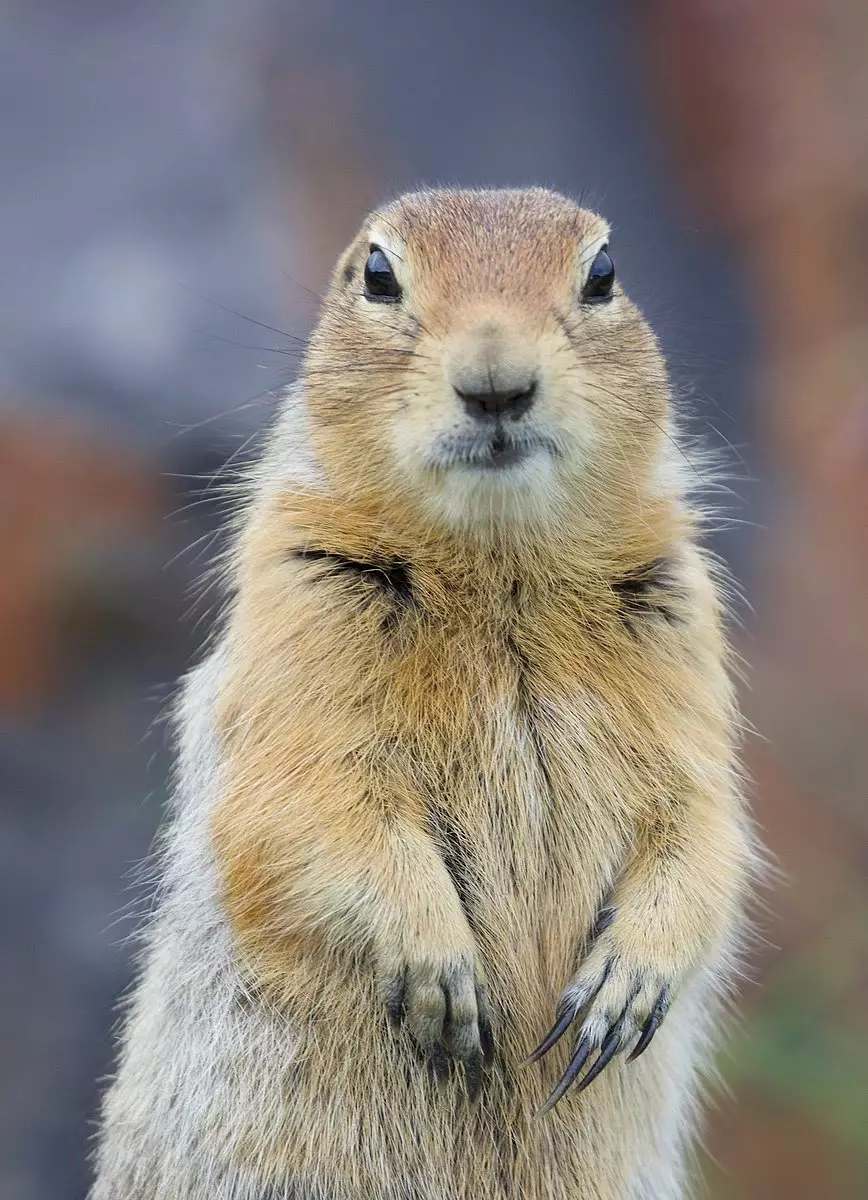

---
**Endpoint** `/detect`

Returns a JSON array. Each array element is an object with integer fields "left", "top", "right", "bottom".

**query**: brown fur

[{"left": 94, "top": 188, "right": 757, "bottom": 1200}]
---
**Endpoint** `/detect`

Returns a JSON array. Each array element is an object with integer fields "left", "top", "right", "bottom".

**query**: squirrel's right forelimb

[{"left": 212, "top": 679, "right": 491, "bottom": 1091}]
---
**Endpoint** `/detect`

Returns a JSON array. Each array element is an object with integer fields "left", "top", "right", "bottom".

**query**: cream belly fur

[
  {"left": 91, "top": 639, "right": 716, "bottom": 1200},
  {"left": 91, "top": 188, "right": 755, "bottom": 1200}
]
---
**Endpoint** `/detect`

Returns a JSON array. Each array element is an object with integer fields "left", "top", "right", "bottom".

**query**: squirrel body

[{"left": 91, "top": 189, "right": 756, "bottom": 1200}]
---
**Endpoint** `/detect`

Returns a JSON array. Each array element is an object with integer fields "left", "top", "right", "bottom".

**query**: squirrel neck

[{"left": 240, "top": 478, "right": 693, "bottom": 604}]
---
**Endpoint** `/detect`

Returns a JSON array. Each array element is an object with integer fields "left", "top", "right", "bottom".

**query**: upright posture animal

[{"left": 91, "top": 188, "right": 756, "bottom": 1200}]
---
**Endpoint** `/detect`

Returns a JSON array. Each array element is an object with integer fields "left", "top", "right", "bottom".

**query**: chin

[{"left": 416, "top": 446, "right": 562, "bottom": 533}]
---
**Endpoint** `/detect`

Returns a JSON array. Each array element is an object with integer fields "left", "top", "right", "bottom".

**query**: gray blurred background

[{"left": 2, "top": 3, "right": 867, "bottom": 1198}]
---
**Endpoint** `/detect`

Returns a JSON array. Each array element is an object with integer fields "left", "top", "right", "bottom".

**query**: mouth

[{"left": 426, "top": 428, "right": 563, "bottom": 473}]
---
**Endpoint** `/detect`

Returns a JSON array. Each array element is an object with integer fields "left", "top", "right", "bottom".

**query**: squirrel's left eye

[
  {"left": 582, "top": 247, "right": 615, "bottom": 304},
  {"left": 364, "top": 247, "right": 401, "bottom": 302}
]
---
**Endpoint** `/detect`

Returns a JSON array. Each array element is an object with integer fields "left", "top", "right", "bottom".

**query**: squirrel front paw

[
  {"left": 379, "top": 949, "right": 494, "bottom": 1102},
  {"left": 526, "top": 928, "right": 678, "bottom": 1113}
]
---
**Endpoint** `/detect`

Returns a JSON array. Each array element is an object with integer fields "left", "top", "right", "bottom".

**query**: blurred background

[{"left": 1, "top": 2, "right": 867, "bottom": 1197}]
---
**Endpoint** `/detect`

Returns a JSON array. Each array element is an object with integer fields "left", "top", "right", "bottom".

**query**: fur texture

[{"left": 91, "top": 188, "right": 757, "bottom": 1200}]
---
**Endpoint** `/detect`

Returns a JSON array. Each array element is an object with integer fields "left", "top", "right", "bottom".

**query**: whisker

[
  {"left": 580, "top": 377, "right": 714, "bottom": 490},
  {"left": 177, "top": 284, "right": 308, "bottom": 344},
  {"left": 193, "top": 330, "right": 305, "bottom": 356}
]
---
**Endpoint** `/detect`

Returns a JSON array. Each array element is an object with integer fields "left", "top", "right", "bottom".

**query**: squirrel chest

[{"left": 220, "top": 538, "right": 697, "bottom": 1001}]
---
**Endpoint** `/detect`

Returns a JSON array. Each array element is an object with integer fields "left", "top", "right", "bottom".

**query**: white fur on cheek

[{"left": 255, "top": 385, "right": 328, "bottom": 500}]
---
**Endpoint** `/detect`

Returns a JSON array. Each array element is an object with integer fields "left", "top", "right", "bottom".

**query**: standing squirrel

[{"left": 91, "top": 188, "right": 757, "bottom": 1200}]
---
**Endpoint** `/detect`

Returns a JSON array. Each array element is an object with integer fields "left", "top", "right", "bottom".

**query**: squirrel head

[{"left": 302, "top": 188, "right": 673, "bottom": 539}]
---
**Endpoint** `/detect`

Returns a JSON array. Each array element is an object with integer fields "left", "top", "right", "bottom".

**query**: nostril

[{"left": 456, "top": 381, "right": 537, "bottom": 421}]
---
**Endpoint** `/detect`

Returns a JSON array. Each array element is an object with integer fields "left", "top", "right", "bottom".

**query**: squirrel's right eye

[{"left": 364, "top": 248, "right": 401, "bottom": 302}]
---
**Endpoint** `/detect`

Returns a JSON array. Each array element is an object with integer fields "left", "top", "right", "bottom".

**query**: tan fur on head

[
  {"left": 90, "top": 188, "right": 759, "bottom": 1200},
  {"left": 306, "top": 188, "right": 670, "bottom": 537}
]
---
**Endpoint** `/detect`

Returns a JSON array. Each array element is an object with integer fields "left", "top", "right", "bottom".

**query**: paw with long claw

[
  {"left": 526, "top": 944, "right": 673, "bottom": 1114},
  {"left": 382, "top": 955, "right": 495, "bottom": 1103}
]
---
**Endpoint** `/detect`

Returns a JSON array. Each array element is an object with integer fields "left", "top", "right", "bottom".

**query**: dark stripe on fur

[
  {"left": 294, "top": 548, "right": 415, "bottom": 619},
  {"left": 612, "top": 558, "right": 682, "bottom": 630}
]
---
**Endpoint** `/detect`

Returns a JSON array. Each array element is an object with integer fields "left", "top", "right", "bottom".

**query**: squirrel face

[{"left": 305, "top": 188, "right": 671, "bottom": 533}]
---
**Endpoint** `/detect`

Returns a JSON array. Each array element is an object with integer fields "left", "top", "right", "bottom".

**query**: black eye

[
  {"left": 582, "top": 247, "right": 615, "bottom": 304},
  {"left": 364, "top": 247, "right": 401, "bottom": 302}
]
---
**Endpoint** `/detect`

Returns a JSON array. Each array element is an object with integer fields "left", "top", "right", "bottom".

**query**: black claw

[
  {"left": 537, "top": 1035, "right": 593, "bottom": 1114},
  {"left": 429, "top": 1041, "right": 451, "bottom": 1085},
  {"left": 464, "top": 1051, "right": 485, "bottom": 1105},
  {"left": 524, "top": 1004, "right": 575, "bottom": 1066},
  {"left": 573, "top": 1018, "right": 625, "bottom": 1095},
  {"left": 526, "top": 958, "right": 615, "bottom": 1069},
  {"left": 628, "top": 989, "right": 669, "bottom": 1063},
  {"left": 526, "top": 958, "right": 615, "bottom": 1070},
  {"left": 476, "top": 985, "right": 496, "bottom": 1065},
  {"left": 384, "top": 970, "right": 407, "bottom": 1029},
  {"left": 479, "top": 1014, "right": 495, "bottom": 1066}
]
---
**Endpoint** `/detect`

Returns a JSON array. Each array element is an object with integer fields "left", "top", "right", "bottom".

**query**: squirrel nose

[{"left": 456, "top": 381, "right": 537, "bottom": 422}]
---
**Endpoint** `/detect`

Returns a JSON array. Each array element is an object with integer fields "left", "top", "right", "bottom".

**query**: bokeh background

[{"left": 2, "top": 2, "right": 867, "bottom": 1197}]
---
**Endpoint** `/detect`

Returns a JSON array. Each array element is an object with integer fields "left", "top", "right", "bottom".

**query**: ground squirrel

[{"left": 91, "top": 187, "right": 758, "bottom": 1200}]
